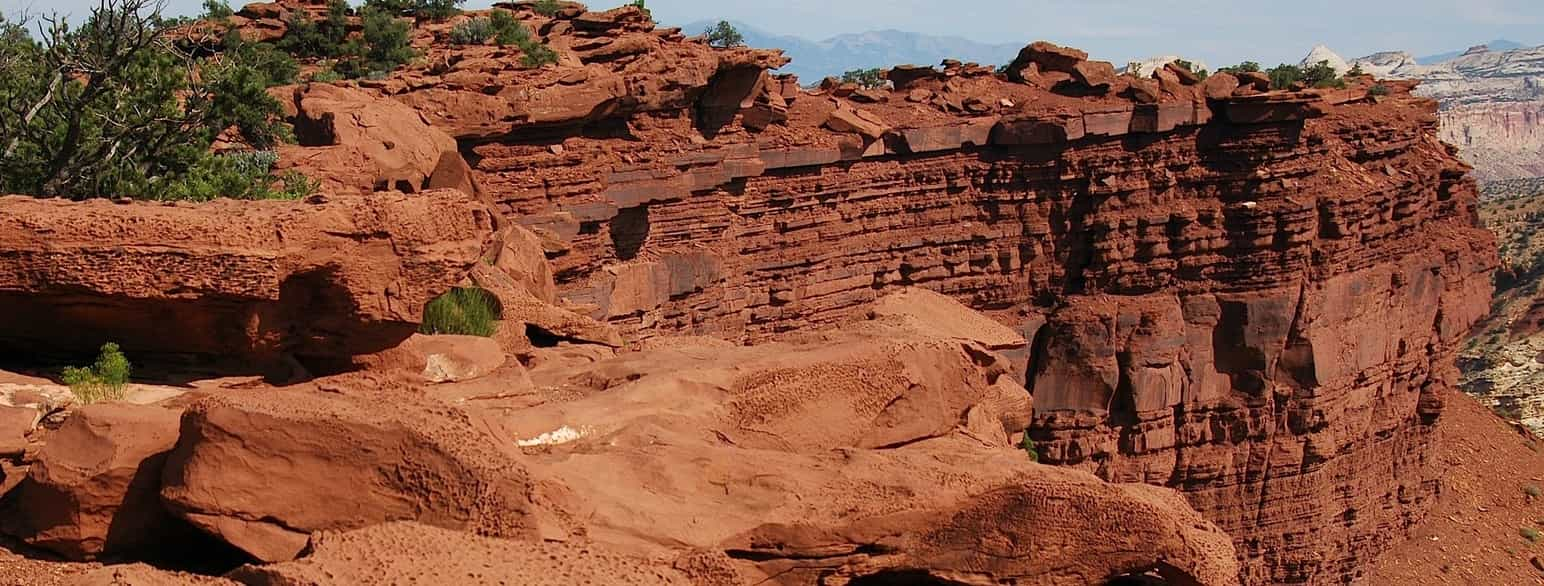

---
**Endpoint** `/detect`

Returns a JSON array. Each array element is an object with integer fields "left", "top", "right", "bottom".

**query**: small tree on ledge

[{"left": 704, "top": 20, "right": 744, "bottom": 48}]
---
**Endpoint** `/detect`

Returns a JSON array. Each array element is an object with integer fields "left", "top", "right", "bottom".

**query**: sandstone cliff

[{"left": 0, "top": 3, "right": 1504, "bottom": 585}]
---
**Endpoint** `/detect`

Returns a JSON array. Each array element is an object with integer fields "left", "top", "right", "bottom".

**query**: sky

[{"left": 3, "top": 0, "right": 1540, "bottom": 68}]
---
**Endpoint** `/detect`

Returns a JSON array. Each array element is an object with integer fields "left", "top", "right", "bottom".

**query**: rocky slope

[
  {"left": 0, "top": 2, "right": 1505, "bottom": 585},
  {"left": 1459, "top": 178, "right": 1544, "bottom": 433}
]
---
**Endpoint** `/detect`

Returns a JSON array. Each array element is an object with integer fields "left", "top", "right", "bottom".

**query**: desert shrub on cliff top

[
  {"left": 533, "top": 0, "right": 563, "bottom": 17},
  {"left": 334, "top": 7, "right": 418, "bottom": 79},
  {"left": 841, "top": 68, "right": 887, "bottom": 89},
  {"left": 62, "top": 342, "right": 131, "bottom": 404},
  {"left": 364, "top": 0, "right": 463, "bottom": 20},
  {"left": 703, "top": 20, "right": 744, "bottom": 48},
  {"left": 421, "top": 287, "right": 500, "bottom": 337},
  {"left": 277, "top": 0, "right": 350, "bottom": 58},
  {"left": 0, "top": 0, "right": 291, "bottom": 200}
]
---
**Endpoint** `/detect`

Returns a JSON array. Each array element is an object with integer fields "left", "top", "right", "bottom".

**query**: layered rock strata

[{"left": 362, "top": 14, "right": 1494, "bottom": 582}]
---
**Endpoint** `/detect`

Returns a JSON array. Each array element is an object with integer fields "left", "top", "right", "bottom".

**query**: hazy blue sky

[{"left": 3, "top": 0, "right": 1540, "bottom": 67}]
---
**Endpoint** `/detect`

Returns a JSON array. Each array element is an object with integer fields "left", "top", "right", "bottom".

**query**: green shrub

[
  {"left": 1368, "top": 84, "right": 1391, "bottom": 97},
  {"left": 533, "top": 0, "right": 562, "bottom": 16},
  {"left": 364, "top": 0, "right": 463, "bottom": 19},
  {"left": 202, "top": 0, "right": 234, "bottom": 20},
  {"left": 153, "top": 151, "right": 316, "bottom": 201},
  {"left": 1526, "top": 485, "right": 1543, "bottom": 498},
  {"left": 309, "top": 65, "right": 344, "bottom": 82},
  {"left": 1522, "top": 527, "right": 1542, "bottom": 543},
  {"left": 336, "top": 7, "right": 418, "bottom": 79},
  {"left": 1020, "top": 432, "right": 1039, "bottom": 462},
  {"left": 61, "top": 343, "right": 131, "bottom": 404},
  {"left": 449, "top": 16, "right": 494, "bottom": 45},
  {"left": 840, "top": 68, "right": 886, "bottom": 89},
  {"left": 1217, "top": 61, "right": 1261, "bottom": 74},
  {"left": 277, "top": 0, "right": 351, "bottom": 58},
  {"left": 1300, "top": 60, "right": 1344, "bottom": 89},
  {"left": 489, "top": 10, "right": 528, "bottom": 46},
  {"left": 421, "top": 287, "right": 500, "bottom": 337},
  {"left": 519, "top": 41, "right": 558, "bottom": 67},
  {"left": 703, "top": 20, "right": 744, "bottom": 48}
]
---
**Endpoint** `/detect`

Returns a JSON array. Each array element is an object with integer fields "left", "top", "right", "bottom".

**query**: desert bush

[
  {"left": 335, "top": 7, "right": 417, "bottom": 79},
  {"left": 703, "top": 20, "right": 743, "bottom": 48},
  {"left": 277, "top": 0, "right": 350, "bottom": 58},
  {"left": 1300, "top": 60, "right": 1344, "bottom": 89},
  {"left": 520, "top": 41, "right": 557, "bottom": 67},
  {"left": 1368, "top": 84, "right": 1391, "bottom": 97},
  {"left": 533, "top": 0, "right": 562, "bottom": 16},
  {"left": 421, "top": 287, "right": 500, "bottom": 337},
  {"left": 1217, "top": 61, "right": 1261, "bottom": 74},
  {"left": 364, "top": 0, "right": 462, "bottom": 20},
  {"left": 449, "top": 16, "right": 493, "bottom": 45},
  {"left": 154, "top": 151, "right": 315, "bottom": 201},
  {"left": 202, "top": 0, "right": 234, "bottom": 20},
  {"left": 61, "top": 342, "right": 131, "bottom": 404},
  {"left": 840, "top": 68, "right": 886, "bottom": 89},
  {"left": 489, "top": 10, "right": 528, "bottom": 46},
  {"left": 1020, "top": 432, "right": 1039, "bottom": 462},
  {"left": 1526, "top": 484, "right": 1543, "bottom": 498}
]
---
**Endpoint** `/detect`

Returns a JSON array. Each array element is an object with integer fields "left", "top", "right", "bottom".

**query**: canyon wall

[
  {"left": 104, "top": 5, "right": 1496, "bottom": 583},
  {"left": 376, "top": 19, "right": 1496, "bottom": 582}
]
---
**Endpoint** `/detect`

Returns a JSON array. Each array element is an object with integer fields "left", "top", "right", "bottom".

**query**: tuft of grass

[
  {"left": 61, "top": 342, "right": 132, "bottom": 404},
  {"left": 1020, "top": 431, "right": 1039, "bottom": 462},
  {"left": 1527, "top": 485, "right": 1543, "bottom": 498},
  {"left": 1522, "top": 527, "right": 1542, "bottom": 543},
  {"left": 420, "top": 287, "right": 500, "bottom": 337}
]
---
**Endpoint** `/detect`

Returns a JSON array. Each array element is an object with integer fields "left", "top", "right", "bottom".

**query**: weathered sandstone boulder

[
  {"left": 272, "top": 84, "right": 477, "bottom": 198},
  {"left": 157, "top": 391, "right": 565, "bottom": 562},
  {"left": 4, "top": 405, "right": 190, "bottom": 560},
  {"left": 0, "top": 191, "right": 494, "bottom": 367},
  {"left": 484, "top": 291, "right": 1239, "bottom": 584}
]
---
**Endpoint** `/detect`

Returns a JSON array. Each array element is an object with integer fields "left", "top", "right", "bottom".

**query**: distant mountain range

[
  {"left": 677, "top": 20, "right": 1021, "bottom": 81},
  {"left": 1418, "top": 39, "right": 1526, "bottom": 64}
]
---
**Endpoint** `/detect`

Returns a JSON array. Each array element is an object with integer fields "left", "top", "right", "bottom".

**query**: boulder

[
  {"left": 1237, "top": 71, "right": 1272, "bottom": 92},
  {"left": 0, "top": 406, "right": 37, "bottom": 458},
  {"left": 407, "top": 335, "right": 507, "bottom": 383},
  {"left": 491, "top": 225, "right": 558, "bottom": 305},
  {"left": 5, "top": 405, "right": 190, "bottom": 560},
  {"left": 274, "top": 84, "right": 476, "bottom": 198},
  {"left": 1202, "top": 72, "right": 1241, "bottom": 100},
  {"left": 158, "top": 391, "right": 564, "bottom": 562},
  {"left": 824, "top": 106, "right": 890, "bottom": 139},
  {"left": 1008, "top": 41, "right": 1089, "bottom": 79},
  {"left": 0, "top": 191, "right": 494, "bottom": 366}
]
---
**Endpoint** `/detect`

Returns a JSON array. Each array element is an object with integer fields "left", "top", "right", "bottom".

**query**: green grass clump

[
  {"left": 420, "top": 287, "right": 500, "bottom": 337},
  {"left": 61, "top": 342, "right": 131, "bottom": 404},
  {"left": 1020, "top": 431, "right": 1039, "bottom": 462},
  {"left": 532, "top": 0, "right": 562, "bottom": 16}
]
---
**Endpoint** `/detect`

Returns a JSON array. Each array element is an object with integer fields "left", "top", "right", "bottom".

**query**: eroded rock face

[
  {"left": 0, "top": 190, "right": 494, "bottom": 368},
  {"left": 459, "top": 38, "right": 1494, "bottom": 582}
]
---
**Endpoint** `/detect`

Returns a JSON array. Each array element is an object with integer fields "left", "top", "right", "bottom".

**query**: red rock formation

[
  {"left": 0, "top": 190, "right": 494, "bottom": 369},
  {"left": 369, "top": 16, "right": 1492, "bottom": 581}
]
